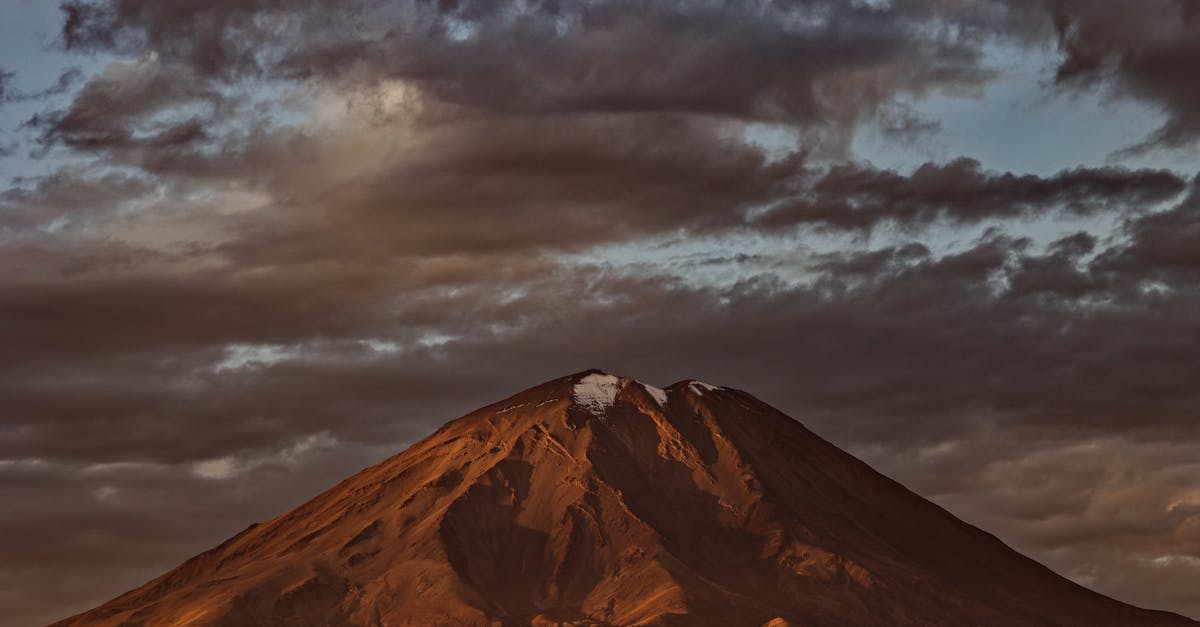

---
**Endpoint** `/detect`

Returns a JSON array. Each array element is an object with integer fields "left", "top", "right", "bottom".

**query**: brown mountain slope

[{"left": 54, "top": 370, "right": 1197, "bottom": 627}]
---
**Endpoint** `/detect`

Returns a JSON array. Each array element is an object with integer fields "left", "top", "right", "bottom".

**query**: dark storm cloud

[
  {"left": 27, "top": 91, "right": 1179, "bottom": 268},
  {"left": 45, "top": 110, "right": 1179, "bottom": 262},
  {"left": 49, "top": 0, "right": 1200, "bottom": 153},
  {"left": 57, "top": 0, "right": 1001, "bottom": 133},
  {"left": 300, "top": 139, "right": 1186, "bottom": 247},
  {"left": 0, "top": 168, "right": 154, "bottom": 231},
  {"left": 58, "top": 0, "right": 329, "bottom": 78},
  {"left": 754, "top": 158, "right": 1187, "bottom": 231},
  {"left": 204, "top": 113, "right": 791, "bottom": 260},
  {"left": 33, "top": 0, "right": 1186, "bottom": 249},
  {"left": 5, "top": 218, "right": 1198, "bottom": 461},
  {"left": 1048, "top": 0, "right": 1200, "bottom": 150},
  {"left": 1095, "top": 176, "right": 1200, "bottom": 284},
  {"left": 277, "top": 1, "right": 986, "bottom": 129},
  {"left": 27, "top": 55, "right": 219, "bottom": 150}
]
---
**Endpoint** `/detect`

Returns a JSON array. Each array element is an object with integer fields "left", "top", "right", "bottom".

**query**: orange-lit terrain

[{"left": 55, "top": 371, "right": 1198, "bottom": 626}]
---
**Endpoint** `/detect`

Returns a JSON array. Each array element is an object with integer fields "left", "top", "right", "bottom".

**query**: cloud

[
  {"left": 0, "top": 67, "right": 84, "bottom": 105},
  {"left": 1, "top": 1, "right": 1199, "bottom": 625},
  {"left": 56, "top": 0, "right": 1001, "bottom": 136},
  {"left": 5, "top": 219, "right": 1200, "bottom": 618},
  {"left": 26, "top": 54, "right": 219, "bottom": 151},
  {"left": 900, "top": 436, "right": 1200, "bottom": 619},
  {"left": 1048, "top": 0, "right": 1200, "bottom": 151},
  {"left": 0, "top": 168, "right": 156, "bottom": 231},
  {"left": 0, "top": 67, "right": 14, "bottom": 103},
  {"left": 0, "top": 438, "right": 392, "bottom": 626},
  {"left": 1094, "top": 176, "right": 1200, "bottom": 284},
  {"left": 752, "top": 158, "right": 1187, "bottom": 231}
]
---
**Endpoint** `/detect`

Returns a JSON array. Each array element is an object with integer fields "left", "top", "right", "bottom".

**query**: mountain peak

[
  {"left": 564, "top": 370, "right": 724, "bottom": 417},
  {"left": 55, "top": 373, "right": 1197, "bottom": 627},
  {"left": 570, "top": 371, "right": 625, "bottom": 415},
  {"left": 569, "top": 371, "right": 679, "bottom": 416}
]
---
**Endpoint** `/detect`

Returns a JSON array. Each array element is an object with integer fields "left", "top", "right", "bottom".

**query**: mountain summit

[{"left": 55, "top": 371, "right": 1196, "bottom": 626}]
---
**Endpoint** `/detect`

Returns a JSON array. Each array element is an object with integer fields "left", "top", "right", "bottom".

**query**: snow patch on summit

[
  {"left": 641, "top": 382, "right": 668, "bottom": 407},
  {"left": 689, "top": 381, "right": 721, "bottom": 394},
  {"left": 573, "top": 373, "right": 624, "bottom": 414}
]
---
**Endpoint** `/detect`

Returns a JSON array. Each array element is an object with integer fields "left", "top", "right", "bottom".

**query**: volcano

[{"left": 54, "top": 371, "right": 1196, "bottom": 626}]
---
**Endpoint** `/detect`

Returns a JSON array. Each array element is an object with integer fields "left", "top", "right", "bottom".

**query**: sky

[{"left": 1, "top": 0, "right": 1199, "bottom": 624}]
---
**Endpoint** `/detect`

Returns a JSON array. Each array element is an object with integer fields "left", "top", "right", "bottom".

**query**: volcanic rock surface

[{"left": 54, "top": 370, "right": 1198, "bottom": 626}]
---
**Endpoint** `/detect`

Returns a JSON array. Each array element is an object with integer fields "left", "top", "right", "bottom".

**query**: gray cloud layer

[
  {"left": 2, "top": 0, "right": 1200, "bottom": 624},
  {"left": 1050, "top": 0, "right": 1200, "bottom": 150}
]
